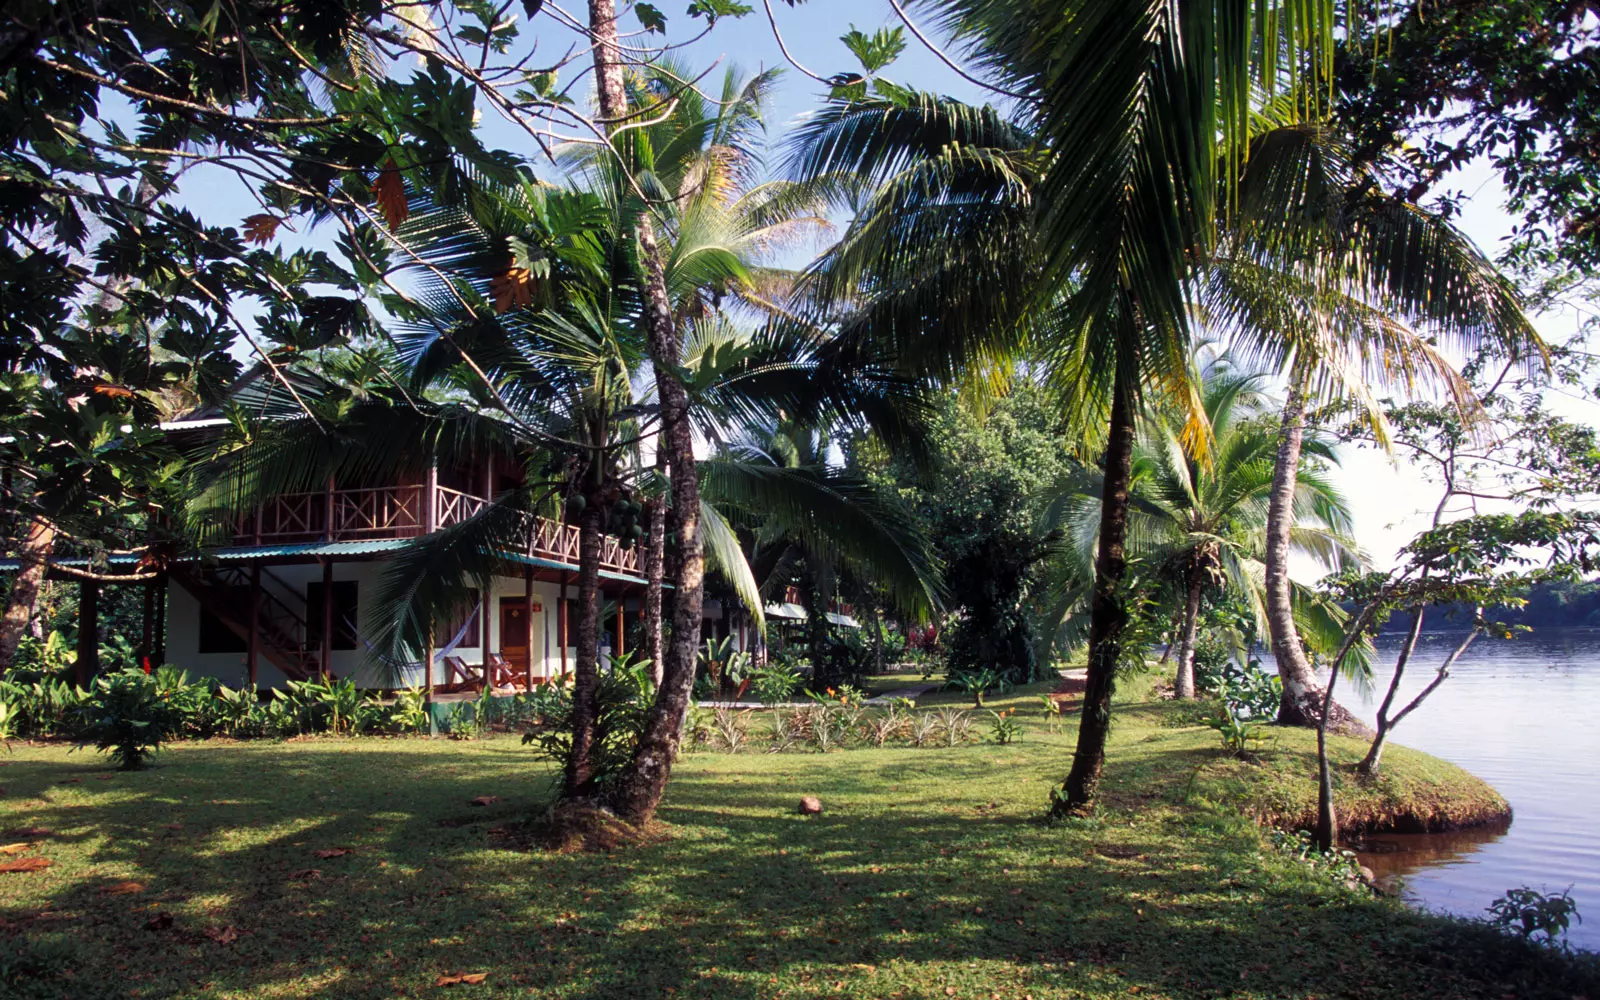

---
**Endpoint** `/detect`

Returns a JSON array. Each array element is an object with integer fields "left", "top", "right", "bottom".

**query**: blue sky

[{"left": 169, "top": 1, "right": 1597, "bottom": 571}]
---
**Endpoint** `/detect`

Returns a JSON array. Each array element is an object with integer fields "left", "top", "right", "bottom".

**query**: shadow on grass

[{"left": 0, "top": 737, "right": 1594, "bottom": 1000}]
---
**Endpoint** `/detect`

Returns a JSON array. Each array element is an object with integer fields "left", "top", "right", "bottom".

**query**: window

[
  {"left": 198, "top": 586, "right": 248, "bottom": 654},
  {"left": 306, "top": 581, "right": 359, "bottom": 651},
  {"left": 440, "top": 589, "right": 481, "bottom": 649}
]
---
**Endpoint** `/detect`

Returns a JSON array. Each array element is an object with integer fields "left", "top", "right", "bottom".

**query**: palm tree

[
  {"left": 1113, "top": 362, "right": 1356, "bottom": 698},
  {"left": 700, "top": 417, "right": 939, "bottom": 686},
  {"left": 1204, "top": 122, "right": 1542, "bottom": 726},
  {"left": 787, "top": 0, "right": 1343, "bottom": 813}
]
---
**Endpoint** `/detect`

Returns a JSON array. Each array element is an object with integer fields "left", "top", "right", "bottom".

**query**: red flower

[{"left": 142, "top": 656, "right": 152, "bottom": 675}]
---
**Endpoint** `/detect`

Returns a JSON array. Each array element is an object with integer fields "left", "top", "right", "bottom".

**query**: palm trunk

[
  {"left": 1264, "top": 370, "right": 1359, "bottom": 730},
  {"left": 644, "top": 493, "right": 665, "bottom": 687},
  {"left": 565, "top": 503, "right": 603, "bottom": 798},
  {"left": 1173, "top": 564, "right": 1203, "bottom": 699},
  {"left": 587, "top": 0, "right": 706, "bottom": 824},
  {"left": 1054, "top": 367, "right": 1137, "bottom": 816},
  {"left": 0, "top": 518, "right": 55, "bottom": 672}
]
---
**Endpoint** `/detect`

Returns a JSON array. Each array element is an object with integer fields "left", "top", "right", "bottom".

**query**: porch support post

[
  {"left": 247, "top": 565, "right": 261, "bottom": 686},
  {"left": 616, "top": 597, "right": 625, "bottom": 658},
  {"left": 139, "top": 578, "right": 155, "bottom": 663},
  {"left": 424, "top": 462, "right": 438, "bottom": 533},
  {"left": 76, "top": 579, "right": 99, "bottom": 686},
  {"left": 523, "top": 564, "right": 536, "bottom": 688},
  {"left": 424, "top": 622, "right": 436, "bottom": 719},
  {"left": 320, "top": 558, "right": 334, "bottom": 678},
  {"left": 323, "top": 475, "right": 336, "bottom": 542},
  {"left": 482, "top": 584, "right": 492, "bottom": 692},
  {"left": 152, "top": 572, "right": 167, "bottom": 665},
  {"left": 559, "top": 571, "right": 569, "bottom": 680}
]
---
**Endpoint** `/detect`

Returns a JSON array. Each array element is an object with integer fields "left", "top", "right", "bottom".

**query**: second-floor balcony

[{"left": 232, "top": 483, "right": 643, "bottom": 577}]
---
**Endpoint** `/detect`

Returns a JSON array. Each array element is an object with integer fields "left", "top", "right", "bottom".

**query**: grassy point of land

[{"left": 1, "top": 684, "right": 1590, "bottom": 999}]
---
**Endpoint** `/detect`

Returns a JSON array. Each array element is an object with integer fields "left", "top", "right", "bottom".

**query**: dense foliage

[{"left": 858, "top": 385, "right": 1079, "bottom": 685}]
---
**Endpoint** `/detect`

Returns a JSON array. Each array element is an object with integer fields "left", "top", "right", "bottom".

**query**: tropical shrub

[
  {"left": 277, "top": 675, "right": 369, "bottom": 735},
  {"left": 75, "top": 668, "right": 186, "bottom": 769},
  {"left": 387, "top": 687, "right": 430, "bottom": 733},
  {"left": 708, "top": 707, "right": 751, "bottom": 753},
  {"left": 987, "top": 708, "right": 1021, "bottom": 745},
  {"left": 951, "top": 667, "right": 1008, "bottom": 706},
  {"left": 522, "top": 661, "right": 655, "bottom": 788},
  {"left": 213, "top": 684, "right": 272, "bottom": 739},
  {"left": 1208, "top": 710, "right": 1270, "bottom": 757},
  {"left": 1038, "top": 694, "right": 1064, "bottom": 733},
  {"left": 936, "top": 707, "right": 976, "bottom": 747},
  {"left": 0, "top": 677, "right": 89, "bottom": 739},
  {"left": 1269, "top": 829, "right": 1364, "bottom": 883},
  {"left": 0, "top": 696, "right": 18, "bottom": 743},
  {"left": 1487, "top": 887, "right": 1581, "bottom": 947},
  {"left": 750, "top": 661, "right": 802, "bottom": 704}
]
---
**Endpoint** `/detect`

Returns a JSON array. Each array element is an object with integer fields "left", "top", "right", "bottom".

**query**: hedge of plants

[
  {"left": 0, "top": 665, "right": 570, "bottom": 769},
  {"left": 0, "top": 663, "right": 1016, "bottom": 773}
]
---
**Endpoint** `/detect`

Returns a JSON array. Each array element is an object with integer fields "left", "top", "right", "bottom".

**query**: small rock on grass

[{"left": 798, "top": 796, "right": 822, "bottom": 815}]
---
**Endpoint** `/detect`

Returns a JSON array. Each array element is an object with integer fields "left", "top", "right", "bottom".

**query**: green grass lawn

[
  {"left": 858, "top": 669, "right": 933, "bottom": 697},
  {"left": 2, "top": 683, "right": 1593, "bottom": 999}
]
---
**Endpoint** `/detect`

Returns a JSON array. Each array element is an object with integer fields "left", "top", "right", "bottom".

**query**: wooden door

[{"left": 500, "top": 600, "right": 529, "bottom": 676}]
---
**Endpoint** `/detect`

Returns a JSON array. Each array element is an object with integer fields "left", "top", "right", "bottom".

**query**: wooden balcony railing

[{"left": 235, "top": 483, "right": 642, "bottom": 576}]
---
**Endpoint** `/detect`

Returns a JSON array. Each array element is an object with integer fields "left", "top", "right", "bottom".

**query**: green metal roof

[
  {"left": 210, "top": 540, "right": 410, "bottom": 559},
  {"left": 2, "top": 539, "right": 654, "bottom": 588}
]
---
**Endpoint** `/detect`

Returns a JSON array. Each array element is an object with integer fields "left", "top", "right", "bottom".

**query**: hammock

[{"left": 344, "top": 603, "right": 481, "bottom": 686}]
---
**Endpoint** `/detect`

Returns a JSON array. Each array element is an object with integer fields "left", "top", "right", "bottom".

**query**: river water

[{"left": 1327, "top": 628, "right": 1599, "bottom": 951}]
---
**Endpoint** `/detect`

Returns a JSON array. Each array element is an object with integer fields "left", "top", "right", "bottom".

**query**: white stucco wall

[{"left": 165, "top": 562, "right": 590, "bottom": 689}]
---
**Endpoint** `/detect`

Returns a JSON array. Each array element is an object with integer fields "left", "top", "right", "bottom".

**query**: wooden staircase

[{"left": 170, "top": 566, "right": 323, "bottom": 681}]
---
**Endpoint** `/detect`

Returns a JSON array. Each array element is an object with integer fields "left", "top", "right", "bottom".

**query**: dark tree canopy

[{"left": 1337, "top": 1, "right": 1600, "bottom": 282}]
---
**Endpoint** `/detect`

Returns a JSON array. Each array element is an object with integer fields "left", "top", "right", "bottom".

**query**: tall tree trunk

[
  {"left": 1054, "top": 367, "right": 1137, "bottom": 817},
  {"left": 0, "top": 518, "right": 55, "bottom": 672},
  {"left": 866, "top": 599, "right": 884, "bottom": 675},
  {"left": 1264, "top": 370, "right": 1360, "bottom": 730},
  {"left": 565, "top": 503, "right": 603, "bottom": 798},
  {"left": 76, "top": 579, "right": 99, "bottom": 685},
  {"left": 1358, "top": 605, "right": 1423, "bottom": 775},
  {"left": 644, "top": 493, "right": 665, "bottom": 687},
  {"left": 587, "top": 0, "right": 707, "bottom": 825},
  {"left": 1313, "top": 664, "right": 1340, "bottom": 853},
  {"left": 801, "top": 568, "right": 832, "bottom": 687},
  {"left": 1173, "top": 564, "right": 1203, "bottom": 699}
]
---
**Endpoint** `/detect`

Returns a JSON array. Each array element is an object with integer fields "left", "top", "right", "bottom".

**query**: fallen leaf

[
  {"left": 0, "top": 843, "right": 31, "bottom": 855},
  {"left": 288, "top": 868, "right": 322, "bottom": 880},
  {"left": 436, "top": 971, "right": 489, "bottom": 986},
  {"left": 0, "top": 857, "right": 50, "bottom": 873},
  {"left": 468, "top": 796, "right": 501, "bottom": 808},
  {"left": 59, "top": 778, "right": 82, "bottom": 784},
  {"left": 314, "top": 848, "right": 350, "bottom": 859},
  {"left": 372, "top": 160, "right": 409, "bottom": 230},
  {"left": 101, "top": 881, "right": 146, "bottom": 895},
  {"left": 5, "top": 828, "right": 50, "bottom": 838},
  {"left": 144, "top": 912, "right": 174, "bottom": 931},
  {"left": 203, "top": 925, "right": 241, "bottom": 944},
  {"left": 241, "top": 213, "right": 283, "bottom": 245},
  {"left": 165, "top": 823, "right": 184, "bottom": 831}
]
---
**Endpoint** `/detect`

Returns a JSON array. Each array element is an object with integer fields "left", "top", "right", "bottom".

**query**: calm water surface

[{"left": 1326, "top": 628, "right": 1599, "bottom": 951}]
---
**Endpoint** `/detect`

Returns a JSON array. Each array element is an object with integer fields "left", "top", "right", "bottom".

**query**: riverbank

[{"left": 0, "top": 683, "right": 1588, "bottom": 999}]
